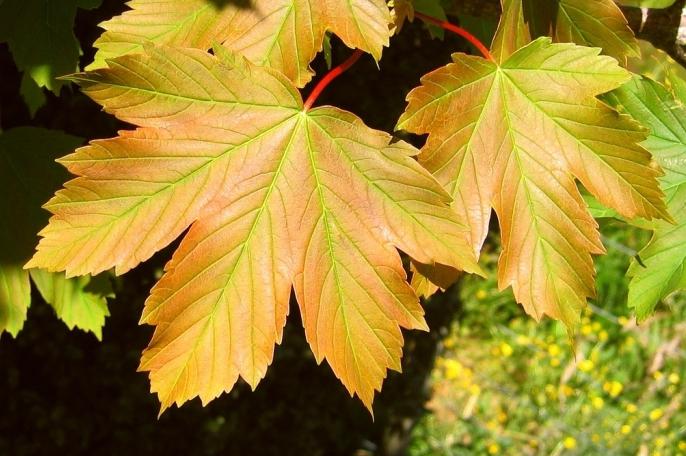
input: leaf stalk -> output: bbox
[303,49,364,110]
[414,11,494,61]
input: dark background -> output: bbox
[1,1,683,455]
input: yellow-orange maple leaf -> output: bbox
[27,45,481,411]
[88,0,393,87]
[398,38,669,329]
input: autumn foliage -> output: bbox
[2,0,685,415]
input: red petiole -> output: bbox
[303,12,493,109]
[303,49,364,110]
[414,11,494,61]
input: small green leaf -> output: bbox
[0,264,30,338]
[605,77,686,320]
[30,270,112,340]
[20,74,46,117]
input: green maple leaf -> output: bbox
[397,38,668,329]
[492,0,639,64]
[0,0,102,93]
[88,0,392,87]
[0,127,112,338]
[605,77,686,320]
[27,45,481,411]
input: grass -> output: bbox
[409,221,686,455]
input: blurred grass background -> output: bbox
[409,222,686,455]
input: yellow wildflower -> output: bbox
[598,330,609,342]
[561,385,574,397]
[668,373,680,384]
[592,396,604,409]
[515,335,530,345]
[626,403,637,413]
[678,441,686,450]
[548,344,561,356]
[581,324,592,335]
[487,443,500,454]
[620,425,631,435]
[497,411,508,424]
[604,380,623,398]
[592,322,601,332]
[649,408,663,421]
[563,437,577,449]
[444,359,462,380]
[469,384,481,395]
[500,342,513,357]
[550,358,561,367]
[653,371,664,381]
[476,289,487,300]
[591,434,600,443]
[578,359,594,372]
[618,316,629,325]
[655,437,665,448]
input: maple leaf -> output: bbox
[605,77,686,320]
[0,127,111,338]
[397,38,668,329]
[492,0,639,64]
[27,45,481,411]
[88,0,392,87]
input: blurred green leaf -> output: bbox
[0,127,111,338]
[19,73,47,117]
[0,0,102,93]
[415,0,447,39]
[0,264,31,338]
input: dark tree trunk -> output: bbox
[639,0,686,61]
